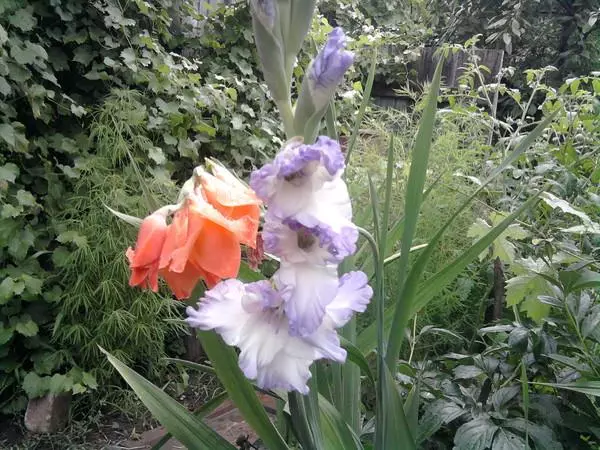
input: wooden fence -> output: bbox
[373,47,504,109]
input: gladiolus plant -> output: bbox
[104,2,549,448]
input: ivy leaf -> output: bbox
[454,418,498,450]
[0,76,11,96]
[57,231,88,248]
[73,46,95,66]
[33,351,65,375]
[49,373,73,394]
[22,372,48,398]
[0,277,25,304]
[16,189,37,207]
[8,7,37,32]
[121,48,137,70]
[70,104,86,117]
[1,204,22,218]
[0,24,7,44]
[0,323,14,345]
[71,383,86,395]
[14,315,39,337]
[231,114,244,130]
[8,228,36,260]
[82,372,98,389]
[0,123,16,147]
[22,274,43,296]
[149,146,166,164]
[0,163,19,183]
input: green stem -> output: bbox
[279,100,296,139]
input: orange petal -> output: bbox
[190,194,260,248]
[159,208,190,270]
[167,204,206,273]
[200,171,261,209]
[189,220,241,279]
[160,262,218,300]
[129,213,168,268]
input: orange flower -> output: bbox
[126,212,168,292]
[125,164,262,300]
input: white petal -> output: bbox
[275,262,339,337]
[185,279,250,346]
[326,271,373,328]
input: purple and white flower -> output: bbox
[186,273,371,393]
[250,136,345,212]
[250,136,356,246]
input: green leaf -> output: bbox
[49,373,73,395]
[73,46,95,66]
[386,58,443,366]
[403,381,420,438]
[0,24,7,44]
[0,163,19,183]
[339,336,375,386]
[82,372,98,389]
[102,348,236,450]
[148,146,166,165]
[22,274,43,296]
[0,123,16,147]
[454,418,498,450]
[22,372,48,399]
[14,316,39,337]
[467,214,529,263]
[0,76,11,96]
[151,392,230,450]
[418,400,465,443]
[8,7,37,31]
[1,204,23,218]
[493,428,526,450]
[197,331,289,450]
[491,386,520,411]
[318,394,364,450]
[0,323,14,345]
[377,363,415,450]
[57,231,88,248]
[533,379,600,397]
[0,277,22,304]
[504,419,563,450]
[16,190,36,207]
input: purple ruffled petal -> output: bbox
[310,27,354,90]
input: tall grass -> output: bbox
[346,106,488,354]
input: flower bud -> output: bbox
[250,0,289,104]
[294,28,354,141]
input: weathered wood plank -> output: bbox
[410,47,504,88]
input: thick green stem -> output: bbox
[279,100,296,139]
